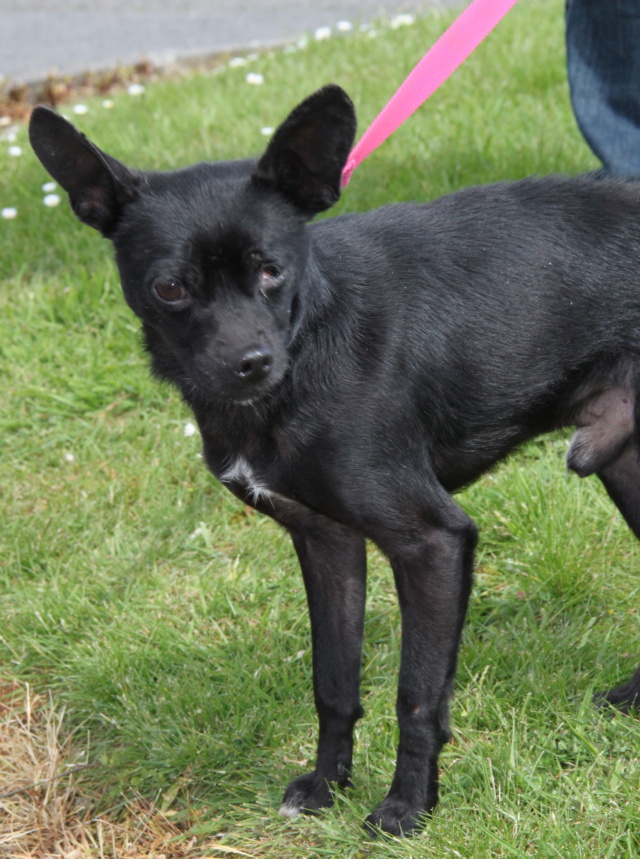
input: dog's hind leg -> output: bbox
[597,441,640,539]
[594,443,640,712]
[278,513,367,818]
[567,386,640,712]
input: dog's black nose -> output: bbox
[234,347,274,384]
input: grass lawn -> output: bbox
[1,0,639,856]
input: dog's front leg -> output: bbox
[366,500,477,836]
[278,513,367,818]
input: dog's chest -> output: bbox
[198,408,332,513]
[218,455,281,505]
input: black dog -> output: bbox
[29,85,640,836]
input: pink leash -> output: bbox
[341,0,520,187]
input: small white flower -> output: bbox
[102,99,114,109]
[0,116,11,127]
[297,36,309,49]
[64,452,75,463]
[8,145,22,157]
[390,13,416,29]
[229,56,247,68]
[73,104,88,115]
[128,83,145,96]
[337,20,353,33]
[246,72,264,85]
[42,181,57,193]
[43,193,61,207]
[183,421,197,438]
[260,126,274,136]
[314,26,332,41]
[1,207,17,219]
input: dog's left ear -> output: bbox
[253,85,356,218]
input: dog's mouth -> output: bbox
[189,352,288,408]
[232,393,273,407]
[228,367,289,406]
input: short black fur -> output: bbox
[29,84,640,836]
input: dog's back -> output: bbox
[296,176,640,490]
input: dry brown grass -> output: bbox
[0,679,201,858]
[0,53,232,123]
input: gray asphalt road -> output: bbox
[1,0,458,85]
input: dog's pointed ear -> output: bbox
[253,85,356,218]
[29,106,137,236]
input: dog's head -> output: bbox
[29,85,356,405]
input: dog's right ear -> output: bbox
[29,106,137,236]
[253,85,357,218]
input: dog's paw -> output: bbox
[594,666,640,714]
[593,683,640,715]
[363,797,431,838]
[278,771,335,819]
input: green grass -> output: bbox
[1,0,639,856]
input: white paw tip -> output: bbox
[278,801,301,819]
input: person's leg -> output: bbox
[566,0,640,177]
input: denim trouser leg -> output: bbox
[566,0,640,177]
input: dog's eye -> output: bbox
[259,265,283,291]
[154,278,187,304]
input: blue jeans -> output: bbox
[566,0,640,177]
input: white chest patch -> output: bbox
[218,456,274,505]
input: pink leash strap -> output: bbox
[341,0,520,187]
